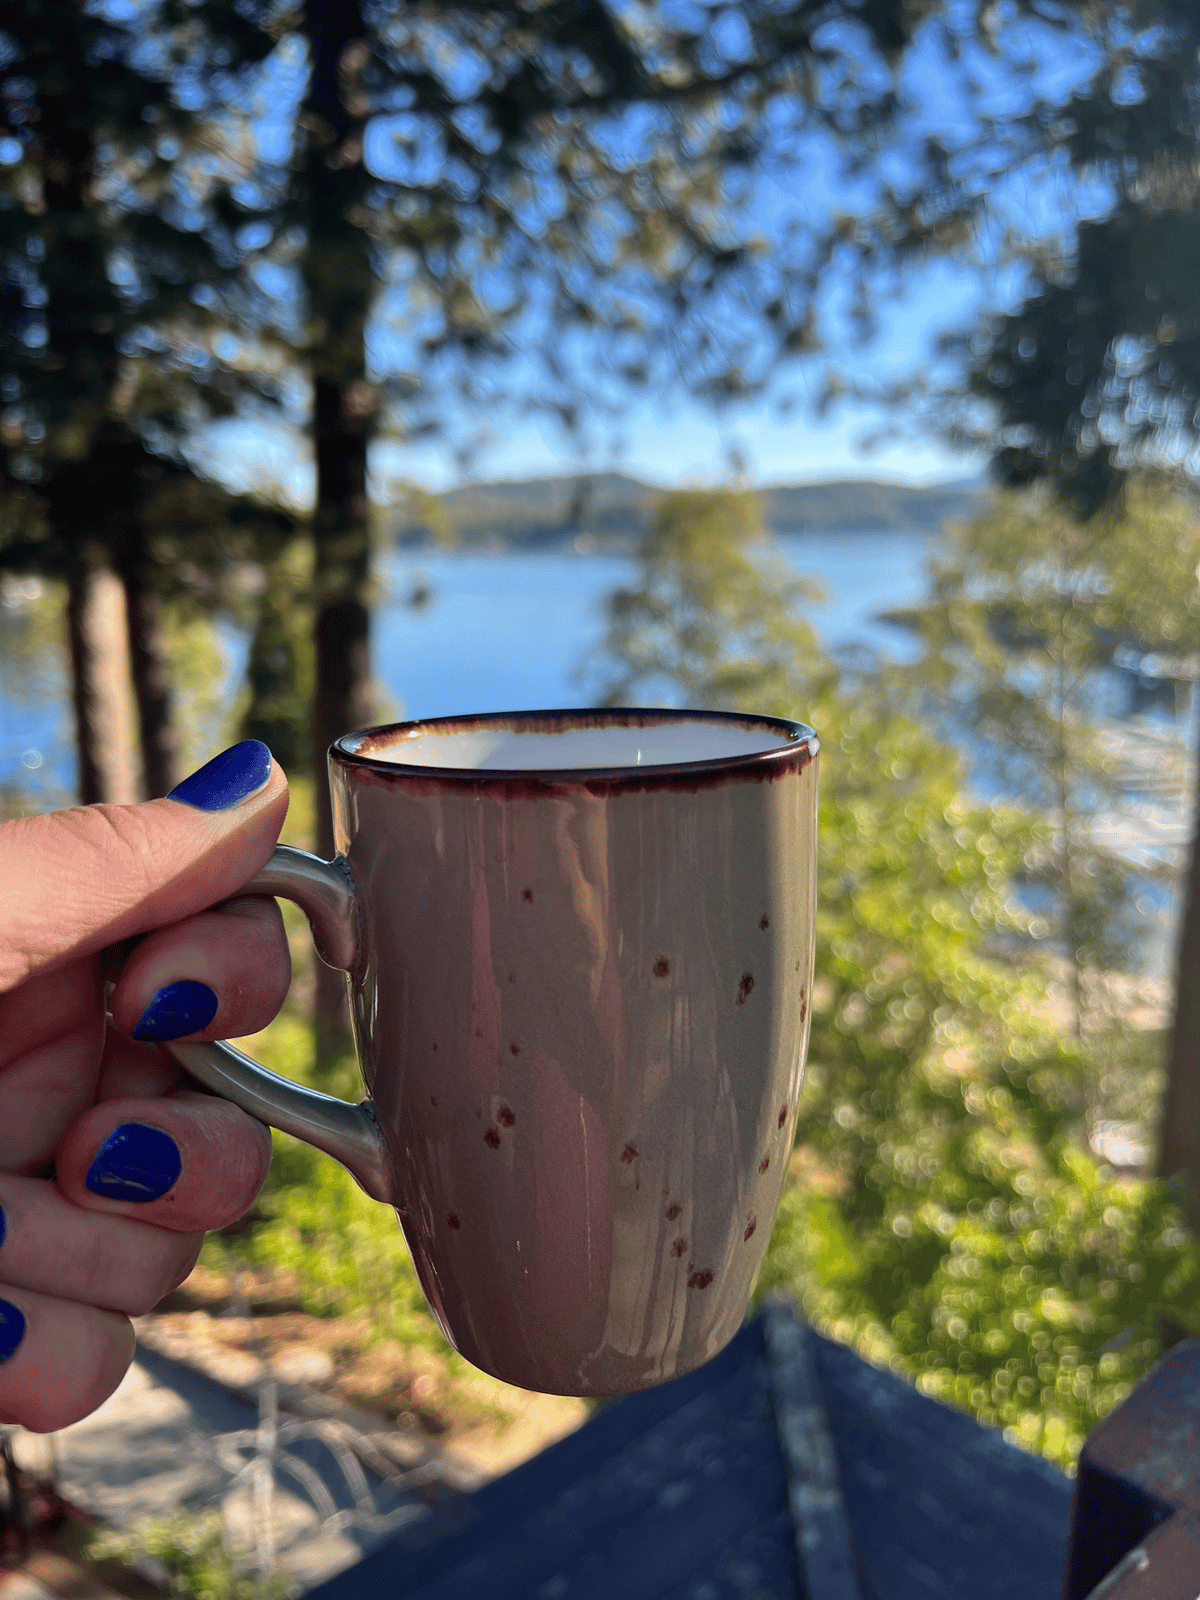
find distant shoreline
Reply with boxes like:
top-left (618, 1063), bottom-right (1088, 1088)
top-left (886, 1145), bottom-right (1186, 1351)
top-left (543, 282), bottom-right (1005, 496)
top-left (390, 471), bottom-right (985, 551)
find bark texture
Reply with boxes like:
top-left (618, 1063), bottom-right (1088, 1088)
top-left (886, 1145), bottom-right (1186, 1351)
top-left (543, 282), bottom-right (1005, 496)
top-left (304, 0), bottom-right (376, 1035)
top-left (311, 376), bottom-right (374, 857)
top-left (65, 545), bottom-right (139, 805)
top-left (119, 530), bottom-right (179, 798)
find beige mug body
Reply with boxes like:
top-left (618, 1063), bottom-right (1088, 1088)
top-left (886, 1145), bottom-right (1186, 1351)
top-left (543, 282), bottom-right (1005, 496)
top-left (169, 708), bottom-right (818, 1396)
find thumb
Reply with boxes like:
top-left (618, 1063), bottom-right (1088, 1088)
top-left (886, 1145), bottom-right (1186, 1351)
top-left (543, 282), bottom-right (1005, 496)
top-left (0, 741), bottom-right (290, 993)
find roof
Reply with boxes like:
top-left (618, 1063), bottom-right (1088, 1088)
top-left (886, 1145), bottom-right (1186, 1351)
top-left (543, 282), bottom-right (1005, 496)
top-left (305, 1302), bottom-right (1072, 1600)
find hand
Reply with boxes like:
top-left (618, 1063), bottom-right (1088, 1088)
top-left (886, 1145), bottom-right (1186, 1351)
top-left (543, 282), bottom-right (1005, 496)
top-left (0, 740), bottom-right (292, 1430)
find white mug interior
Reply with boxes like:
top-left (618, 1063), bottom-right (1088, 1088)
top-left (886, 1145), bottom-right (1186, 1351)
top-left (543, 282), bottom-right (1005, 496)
top-left (345, 714), bottom-right (807, 772)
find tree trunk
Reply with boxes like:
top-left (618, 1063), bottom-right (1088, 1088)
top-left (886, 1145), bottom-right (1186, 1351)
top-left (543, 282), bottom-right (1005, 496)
top-left (310, 384), bottom-right (374, 1035)
top-left (304, 0), bottom-right (376, 1037)
top-left (119, 532), bottom-right (179, 799)
top-left (311, 376), bottom-right (374, 833)
top-left (39, 78), bottom-right (140, 808)
top-left (65, 544), bottom-right (139, 806)
top-left (1160, 695), bottom-right (1200, 1232)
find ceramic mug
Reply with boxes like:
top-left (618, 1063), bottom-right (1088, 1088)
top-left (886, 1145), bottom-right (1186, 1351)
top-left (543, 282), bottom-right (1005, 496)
top-left (167, 708), bottom-right (818, 1396)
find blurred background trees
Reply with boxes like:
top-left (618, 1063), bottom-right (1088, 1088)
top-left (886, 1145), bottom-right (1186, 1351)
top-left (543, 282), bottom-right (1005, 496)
top-left (0, 0), bottom-right (300, 801)
top-left (284, 0), bottom-right (969, 1022)
top-left (597, 483), bottom-right (1200, 1467)
top-left (6, 0), bottom-right (1200, 1470)
top-left (948, 1), bottom-right (1200, 1230)
top-left (912, 485), bottom-right (1196, 1039)
top-left (6, 0), bottom-right (978, 1025)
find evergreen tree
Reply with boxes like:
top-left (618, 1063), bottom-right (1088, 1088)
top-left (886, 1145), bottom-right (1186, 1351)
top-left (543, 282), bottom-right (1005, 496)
top-left (267, 0), bottom-right (980, 1023)
top-left (910, 488), bottom-right (1195, 1042)
top-left (264, 0), bottom-right (983, 1027)
top-left (0, 0), bottom-right (287, 797)
top-left (596, 485), bottom-right (1200, 1467)
top-left (949, 1), bottom-right (1200, 1225)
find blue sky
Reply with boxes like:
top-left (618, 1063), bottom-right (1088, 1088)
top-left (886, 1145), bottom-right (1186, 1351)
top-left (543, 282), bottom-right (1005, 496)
top-left (372, 388), bottom-right (982, 492)
top-left (360, 6), bottom-right (1102, 494)
top-left (370, 244), bottom-right (992, 491)
top-left (215, 248), bottom-right (989, 503)
top-left (209, 372), bottom-right (982, 509)
top-left (203, 3), bottom-right (1107, 503)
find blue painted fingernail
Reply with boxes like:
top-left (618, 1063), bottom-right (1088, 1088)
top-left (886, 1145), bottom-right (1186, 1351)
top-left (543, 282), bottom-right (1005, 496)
top-left (133, 980), bottom-right (218, 1042)
top-left (0, 1300), bottom-right (24, 1364)
top-left (86, 1123), bottom-right (183, 1203)
top-left (167, 740), bottom-right (272, 811)
top-left (0, 1205), bottom-right (8, 1250)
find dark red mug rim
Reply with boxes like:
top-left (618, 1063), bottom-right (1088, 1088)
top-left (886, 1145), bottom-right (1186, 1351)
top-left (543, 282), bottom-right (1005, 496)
top-left (331, 707), bottom-right (818, 787)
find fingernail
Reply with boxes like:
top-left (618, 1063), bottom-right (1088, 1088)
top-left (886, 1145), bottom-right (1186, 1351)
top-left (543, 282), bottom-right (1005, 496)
top-left (0, 1205), bottom-right (7, 1250)
top-left (167, 740), bottom-right (272, 811)
top-left (132, 980), bottom-right (218, 1042)
top-left (86, 1123), bottom-right (183, 1203)
top-left (0, 1301), bottom-right (24, 1365)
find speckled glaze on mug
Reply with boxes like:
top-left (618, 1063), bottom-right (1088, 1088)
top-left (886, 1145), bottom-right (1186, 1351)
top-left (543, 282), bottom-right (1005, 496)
top-left (169, 708), bottom-right (817, 1396)
top-left (333, 708), bottom-right (817, 1395)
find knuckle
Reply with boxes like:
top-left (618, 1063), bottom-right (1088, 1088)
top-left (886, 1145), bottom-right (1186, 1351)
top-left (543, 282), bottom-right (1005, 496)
top-left (203, 1156), bottom-right (268, 1228)
top-left (0, 807), bottom-right (152, 990)
top-left (75, 1242), bottom-right (115, 1310)
top-left (128, 1237), bottom-right (201, 1316)
top-left (213, 894), bottom-right (285, 931)
top-left (65, 805), bottom-right (161, 904)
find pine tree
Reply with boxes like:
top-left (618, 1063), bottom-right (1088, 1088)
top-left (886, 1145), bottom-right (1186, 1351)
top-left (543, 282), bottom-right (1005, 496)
top-left (952, 1), bottom-right (1200, 1226)
top-left (0, 0), bottom-right (285, 797)
top-left (281, 0), bottom-right (982, 1026)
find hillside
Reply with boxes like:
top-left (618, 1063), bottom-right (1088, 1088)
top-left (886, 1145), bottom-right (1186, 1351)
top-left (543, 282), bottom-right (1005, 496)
top-left (765, 477), bottom-right (983, 532)
top-left (391, 472), bottom-right (983, 549)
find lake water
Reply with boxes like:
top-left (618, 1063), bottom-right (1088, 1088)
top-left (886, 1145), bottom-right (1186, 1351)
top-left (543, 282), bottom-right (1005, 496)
top-left (374, 528), bottom-right (930, 721)
top-left (0, 528), bottom-right (935, 803)
top-left (0, 525), bottom-right (1189, 972)
top-left (0, 522), bottom-right (1190, 982)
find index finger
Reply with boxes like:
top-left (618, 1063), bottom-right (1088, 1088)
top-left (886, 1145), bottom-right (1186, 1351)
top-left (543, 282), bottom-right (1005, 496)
top-left (0, 742), bottom-right (289, 994)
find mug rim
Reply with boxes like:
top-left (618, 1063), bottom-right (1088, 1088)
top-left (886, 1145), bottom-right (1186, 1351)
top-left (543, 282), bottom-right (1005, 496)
top-left (331, 706), bottom-right (818, 787)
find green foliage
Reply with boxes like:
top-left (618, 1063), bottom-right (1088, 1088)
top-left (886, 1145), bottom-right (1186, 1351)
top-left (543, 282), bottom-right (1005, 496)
top-left (1094, 477), bottom-right (1200, 654)
top-left (87, 1511), bottom-right (288, 1600)
top-left (961, 6), bottom-right (1200, 513)
top-left (596, 484), bottom-right (1200, 1469)
top-left (598, 489), bottom-right (828, 711)
top-left (168, 604), bottom-right (239, 781)
top-left (911, 487), bottom-right (1196, 1024)
top-left (765, 733), bottom-right (1196, 1468)
top-left (234, 1139), bottom-right (436, 1345)
top-left (215, 1013), bottom-right (445, 1351)
top-left (761, 1151), bottom-right (1197, 1466)
top-left (237, 543), bottom-right (315, 773)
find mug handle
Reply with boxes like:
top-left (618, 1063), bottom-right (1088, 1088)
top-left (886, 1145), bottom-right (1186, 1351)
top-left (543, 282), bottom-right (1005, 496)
top-left (161, 845), bottom-right (392, 1202)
